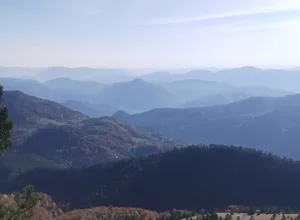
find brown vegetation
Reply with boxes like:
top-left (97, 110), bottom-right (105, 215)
top-left (56, 206), bottom-right (158, 220)
top-left (1, 193), bottom-right (196, 220)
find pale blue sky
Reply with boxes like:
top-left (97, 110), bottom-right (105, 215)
top-left (1, 0), bottom-right (300, 68)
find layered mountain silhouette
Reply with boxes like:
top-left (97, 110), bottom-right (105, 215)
top-left (35, 67), bottom-right (132, 83)
top-left (1, 91), bottom-right (182, 171)
top-left (0, 77), bottom-right (179, 113)
top-left (160, 79), bottom-right (290, 103)
top-left (97, 78), bottom-right (179, 113)
top-left (61, 100), bottom-right (115, 117)
top-left (44, 77), bottom-right (106, 91)
top-left (114, 94), bottom-right (300, 159)
top-left (1, 74), bottom-right (292, 114)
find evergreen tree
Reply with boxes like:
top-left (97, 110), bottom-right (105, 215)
top-left (210, 212), bottom-right (218, 220)
top-left (0, 85), bottom-right (38, 220)
top-left (0, 86), bottom-right (13, 153)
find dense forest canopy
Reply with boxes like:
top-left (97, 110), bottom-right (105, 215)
top-left (2, 145), bottom-right (300, 212)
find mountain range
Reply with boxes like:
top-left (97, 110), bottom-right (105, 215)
top-left (0, 75), bottom-right (291, 115)
top-left (1, 91), bottom-right (182, 173)
top-left (0, 77), bottom-right (177, 113)
top-left (97, 79), bottom-right (179, 113)
top-left (114, 93), bottom-right (300, 159)
top-left (44, 77), bottom-right (106, 94)
top-left (35, 67), bottom-right (132, 83)
top-left (159, 79), bottom-right (290, 104)
top-left (142, 67), bottom-right (300, 92)
top-left (61, 100), bottom-right (115, 117)
top-left (3, 66), bottom-right (300, 92)
top-left (0, 67), bottom-right (41, 77)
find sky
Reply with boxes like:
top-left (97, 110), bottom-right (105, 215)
top-left (1, 0), bottom-right (300, 68)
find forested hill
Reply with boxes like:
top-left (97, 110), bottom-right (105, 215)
top-left (0, 90), bottom-right (182, 170)
top-left (2, 145), bottom-right (300, 211)
top-left (113, 94), bottom-right (300, 159)
top-left (3, 90), bottom-right (88, 127)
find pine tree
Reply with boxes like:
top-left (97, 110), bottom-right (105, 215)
top-left (0, 85), bottom-right (38, 220)
top-left (0, 85), bottom-right (13, 153)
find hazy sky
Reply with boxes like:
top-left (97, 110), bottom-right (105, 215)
top-left (1, 0), bottom-right (300, 68)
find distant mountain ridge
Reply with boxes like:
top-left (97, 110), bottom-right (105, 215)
top-left (158, 78), bottom-right (291, 104)
top-left (142, 67), bottom-right (300, 92)
top-left (1, 77), bottom-right (180, 114)
top-left (181, 92), bottom-right (249, 108)
top-left (61, 100), bottom-right (115, 117)
top-left (0, 67), bottom-right (41, 77)
top-left (44, 77), bottom-right (106, 93)
top-left (1, 74), bottom-right (292, 114)
top-left (3, 66), bottom-right (300, 93)
top-left (35, 67), bottom-right (132, 83)
top-left (113, 93), bottom-right (300, 159)
top-left (97, 78), bottom-right (179, 113)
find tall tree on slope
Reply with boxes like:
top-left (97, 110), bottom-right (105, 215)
top-left (0, 85), bottom-right (13, 153)
top-left (0, 85), bottom-right (37, 220)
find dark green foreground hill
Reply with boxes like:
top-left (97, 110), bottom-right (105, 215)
top-left (2, 145), bottom-right (300, 211)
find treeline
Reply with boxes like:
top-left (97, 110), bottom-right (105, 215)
top-left (2, 145), bottom-right (300, 211)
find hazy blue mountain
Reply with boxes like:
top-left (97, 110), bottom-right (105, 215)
top-left (1, 77), bottom-right (180, 110)
top-left (181, 92), bottom-right (249, 108)
top-left (159, 79), bottom-right (290, 103)
top-left (141, 70), bottom-right (212, 83)
top-left (98, 78), bottom-right (179, 113)
top-left (141, 71), bottom-right (180, 82)
top-left (240, 86), bottom-right (291, 97)
top-left (0, 77), bottom-right (93, 103)
top-left (2, 73), bottom-right (291, 114)
top-left (61, 100), bottom-right (115, 117)
top-left (142, 67), bottom-right (300, 93)
top-left (1, 77), bottom-right (105, 103)
top-left (0, 77), bottom-right (54, 100)
top-left (114, 93), bottom-right (300, 159)
top-left (182, 67), bottom-right (265, 83)
top-left (183, 69), bottom-right (213, 78)
top-left (180, 86), bottom-right (291, 108)
top-left (43, 77), bottom-right (108, 103)
top-left (186, 67), bottom-right (300, 92)
top-left (35, 67), bottom-right (133, 83)
top-left (44, 77), bottom-right (106, 92)
top-left (159, 79), bottom-right (236, 102)
top-left (0, 67), bottom-right (41, 77)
